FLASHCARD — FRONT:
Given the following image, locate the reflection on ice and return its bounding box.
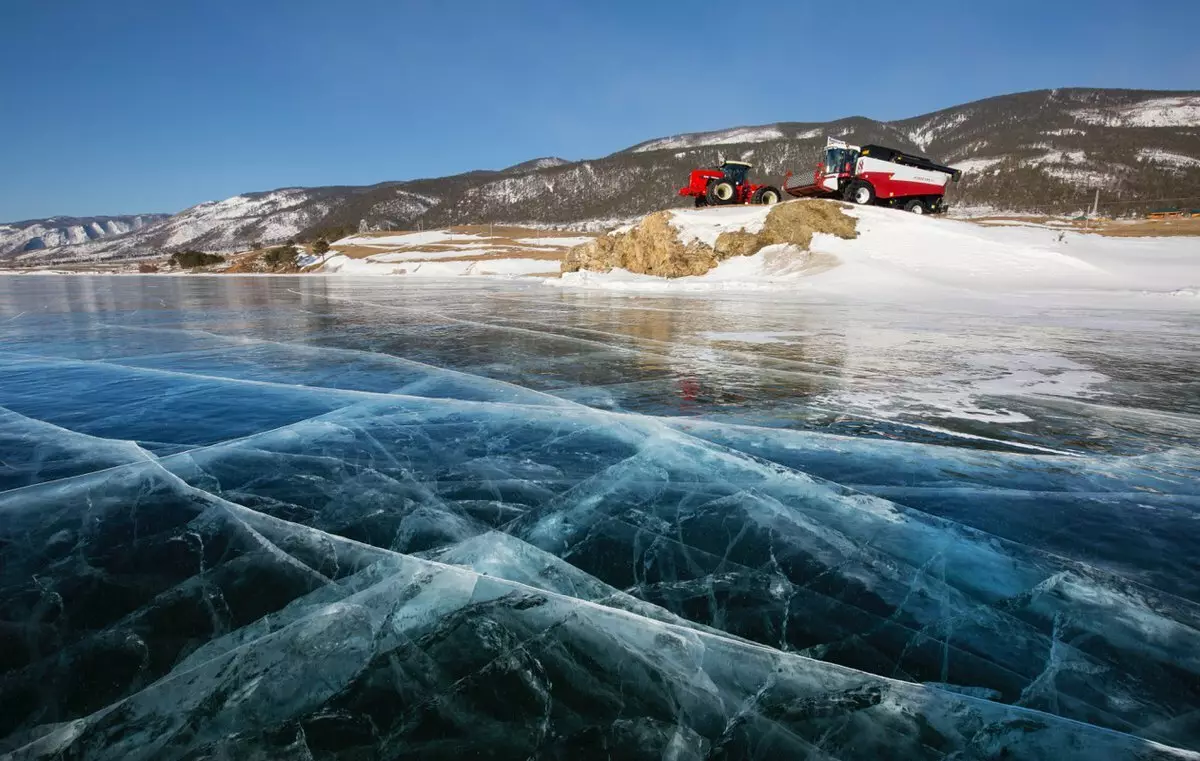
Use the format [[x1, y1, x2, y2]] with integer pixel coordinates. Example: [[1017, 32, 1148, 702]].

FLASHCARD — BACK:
[[1, 275, 1198, 759]]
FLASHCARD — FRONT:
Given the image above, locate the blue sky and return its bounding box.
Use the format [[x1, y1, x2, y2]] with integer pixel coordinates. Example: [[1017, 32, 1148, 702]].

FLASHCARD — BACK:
[[2, 0, 1198, 220]]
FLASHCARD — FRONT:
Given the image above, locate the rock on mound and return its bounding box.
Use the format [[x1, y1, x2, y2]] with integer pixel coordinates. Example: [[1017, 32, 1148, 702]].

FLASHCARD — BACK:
[[562, 200, 858, 278]]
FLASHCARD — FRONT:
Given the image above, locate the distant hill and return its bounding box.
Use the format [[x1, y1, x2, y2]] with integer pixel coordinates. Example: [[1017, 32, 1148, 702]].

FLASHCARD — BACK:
[[0, 214, 169, 260], [6, 88, 1198, 265], [503, 157, 571, 173]]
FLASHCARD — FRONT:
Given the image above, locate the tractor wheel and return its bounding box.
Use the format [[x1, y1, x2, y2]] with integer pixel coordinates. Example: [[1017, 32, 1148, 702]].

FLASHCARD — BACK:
[[694, 196, 709, 208], [706, 180, 737, 205], [752, 186, 782, 205], [846, 181, 875, 206], [904, 198, 927, 215]]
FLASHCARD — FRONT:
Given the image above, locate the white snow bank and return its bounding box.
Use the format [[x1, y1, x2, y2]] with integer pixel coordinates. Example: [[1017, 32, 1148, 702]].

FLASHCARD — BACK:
[[334, 231, 485, 247], [321, 255, 555, 278], [513, 236, 593, 248], [668, 205, 770, 247], [556, 203, 1200, 301], [366, 247, 507, 263], [809, 206, 1198, 296]]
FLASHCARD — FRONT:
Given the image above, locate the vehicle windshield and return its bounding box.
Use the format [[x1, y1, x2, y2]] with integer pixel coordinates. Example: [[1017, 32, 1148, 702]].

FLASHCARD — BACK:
[[825, 147, 858, 174], [722, 163, 749, 184]]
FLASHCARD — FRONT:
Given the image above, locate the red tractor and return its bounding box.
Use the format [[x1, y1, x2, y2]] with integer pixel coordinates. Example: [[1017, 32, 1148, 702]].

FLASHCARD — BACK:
[[678, 160, 782, 208]]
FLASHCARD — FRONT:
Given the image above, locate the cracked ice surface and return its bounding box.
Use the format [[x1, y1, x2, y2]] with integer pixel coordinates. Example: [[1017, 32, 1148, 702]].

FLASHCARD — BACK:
[[1, 275, 1199, 759]]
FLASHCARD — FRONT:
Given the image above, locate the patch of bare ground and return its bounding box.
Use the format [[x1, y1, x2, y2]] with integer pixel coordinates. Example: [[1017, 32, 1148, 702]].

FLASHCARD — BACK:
[[970, 216, 1200, 237], [1091, 218, 1200, 237], [334, 246, 566, 263], [331, 225, 595, 267]]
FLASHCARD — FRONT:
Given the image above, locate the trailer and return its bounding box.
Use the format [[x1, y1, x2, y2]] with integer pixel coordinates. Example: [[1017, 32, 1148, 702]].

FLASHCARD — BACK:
[[785, 138, 962, 214]]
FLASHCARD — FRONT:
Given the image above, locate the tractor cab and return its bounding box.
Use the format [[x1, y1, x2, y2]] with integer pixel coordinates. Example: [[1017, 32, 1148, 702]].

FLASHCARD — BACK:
[[720, 160, 753, 186]]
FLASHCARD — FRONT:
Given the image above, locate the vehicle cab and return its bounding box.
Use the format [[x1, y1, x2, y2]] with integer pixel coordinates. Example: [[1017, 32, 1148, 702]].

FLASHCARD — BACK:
[[819, 140, 860, 192], [720, 160, 752, 186]]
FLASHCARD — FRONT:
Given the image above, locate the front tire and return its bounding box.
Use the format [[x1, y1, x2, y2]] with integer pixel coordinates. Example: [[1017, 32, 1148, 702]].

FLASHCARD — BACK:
[[904, 198, 927, 215], [752, 186, 781, 205], [846, 181, 875, 206], [706, 180, 737, 205]]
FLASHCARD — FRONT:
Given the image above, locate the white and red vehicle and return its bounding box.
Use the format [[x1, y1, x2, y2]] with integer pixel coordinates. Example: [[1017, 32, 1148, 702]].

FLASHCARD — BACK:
[[784, 138, 963, 214]]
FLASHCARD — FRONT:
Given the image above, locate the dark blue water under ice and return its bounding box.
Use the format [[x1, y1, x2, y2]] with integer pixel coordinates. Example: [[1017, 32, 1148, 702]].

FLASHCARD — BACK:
[[1, 275, 1198, 760]]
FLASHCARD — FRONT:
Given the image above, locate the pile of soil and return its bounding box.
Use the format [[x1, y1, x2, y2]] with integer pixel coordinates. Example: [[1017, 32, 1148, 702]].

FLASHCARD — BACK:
[[563, 200, 858, 278], [562, 211, 717, 278]]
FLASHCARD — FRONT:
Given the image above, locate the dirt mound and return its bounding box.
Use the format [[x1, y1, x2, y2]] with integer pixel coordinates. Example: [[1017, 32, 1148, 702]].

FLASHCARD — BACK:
[[563, 200, 857, 278], [563, 211, 720, 278], [761, 199, 858, 248]]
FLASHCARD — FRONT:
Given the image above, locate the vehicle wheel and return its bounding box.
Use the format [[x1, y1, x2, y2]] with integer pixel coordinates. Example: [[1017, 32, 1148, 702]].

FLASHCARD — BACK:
[[752, 186, 781, 205], [694, 196, 709, 208], [847, 181, 875, 205], [904, 198, 926, 215], [706, 180, 737, 205]]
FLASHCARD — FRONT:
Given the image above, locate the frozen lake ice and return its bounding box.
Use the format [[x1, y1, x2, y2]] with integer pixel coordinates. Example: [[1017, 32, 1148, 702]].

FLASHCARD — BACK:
[[1, 275, 1199, 759]]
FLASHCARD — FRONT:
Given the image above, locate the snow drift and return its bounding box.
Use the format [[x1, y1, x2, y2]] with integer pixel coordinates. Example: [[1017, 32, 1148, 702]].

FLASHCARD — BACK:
[[558, 200, 1200, 299]]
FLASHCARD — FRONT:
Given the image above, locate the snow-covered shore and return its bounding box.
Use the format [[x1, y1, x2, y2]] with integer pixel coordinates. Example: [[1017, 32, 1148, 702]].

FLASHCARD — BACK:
[[554, 203, 1200, 302]]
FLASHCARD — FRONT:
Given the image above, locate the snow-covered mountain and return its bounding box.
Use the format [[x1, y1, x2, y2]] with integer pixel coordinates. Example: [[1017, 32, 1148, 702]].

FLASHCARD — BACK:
[[6, 187, 438, 265], [0, 214, 168, 260], [9, 88, 1198, 265], [503, 156, 571, 172], [628, 125, 803, 153]]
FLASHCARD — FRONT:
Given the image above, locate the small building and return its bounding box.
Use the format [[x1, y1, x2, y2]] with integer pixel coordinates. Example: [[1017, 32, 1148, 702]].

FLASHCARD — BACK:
[[1147, 207, 1184, 220]]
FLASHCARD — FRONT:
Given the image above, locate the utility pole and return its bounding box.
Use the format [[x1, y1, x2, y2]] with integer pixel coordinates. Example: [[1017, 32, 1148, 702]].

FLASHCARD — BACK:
[[1091, 188, 1100, 218]]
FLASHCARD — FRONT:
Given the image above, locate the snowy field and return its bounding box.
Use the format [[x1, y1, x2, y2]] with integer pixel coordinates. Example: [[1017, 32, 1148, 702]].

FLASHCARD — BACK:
[[1, 273, 1199, 759]]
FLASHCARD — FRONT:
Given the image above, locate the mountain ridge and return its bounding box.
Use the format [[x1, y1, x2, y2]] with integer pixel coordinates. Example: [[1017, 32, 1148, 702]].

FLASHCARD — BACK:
[[5, 87, 1198, 265]]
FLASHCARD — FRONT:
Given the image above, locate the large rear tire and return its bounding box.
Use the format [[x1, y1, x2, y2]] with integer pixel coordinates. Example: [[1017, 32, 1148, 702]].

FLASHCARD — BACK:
[[706, 180, 737, 206], [846, 181, 875, 206], [694, 196, 709, 208], [904, 198, 927, 215], [752, 186, 781, 205]]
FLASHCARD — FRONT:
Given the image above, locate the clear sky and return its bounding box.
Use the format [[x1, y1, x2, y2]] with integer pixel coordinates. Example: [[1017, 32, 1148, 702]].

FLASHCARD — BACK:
[[3, 0, 1198, 221]]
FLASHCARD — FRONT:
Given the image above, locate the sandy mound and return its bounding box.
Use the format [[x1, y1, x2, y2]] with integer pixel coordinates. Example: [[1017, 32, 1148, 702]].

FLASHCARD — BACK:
[[562, 211, 719, 278], [563, 200, 857, 278], [757, 199, 858, 249]]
